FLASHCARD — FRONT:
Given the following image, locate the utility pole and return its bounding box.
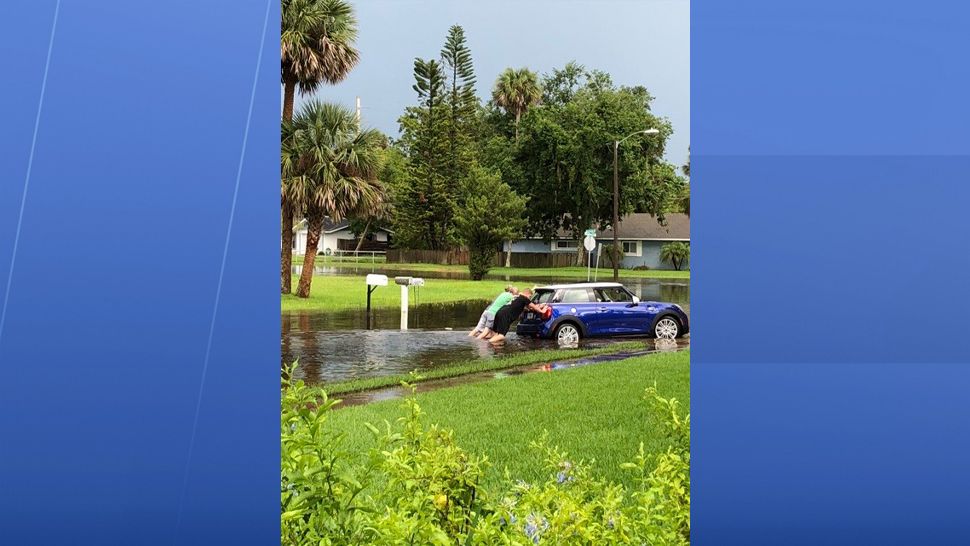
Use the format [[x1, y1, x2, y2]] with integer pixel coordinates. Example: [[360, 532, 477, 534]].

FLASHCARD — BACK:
[[610, 128, 660, 282]]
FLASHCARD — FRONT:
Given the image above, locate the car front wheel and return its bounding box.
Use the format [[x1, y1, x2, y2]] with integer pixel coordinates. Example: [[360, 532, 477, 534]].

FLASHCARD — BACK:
[[653, 316, 680, 339], [554, 323, 581, 345]]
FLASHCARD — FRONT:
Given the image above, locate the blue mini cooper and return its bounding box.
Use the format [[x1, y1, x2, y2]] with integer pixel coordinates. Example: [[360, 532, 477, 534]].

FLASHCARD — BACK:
[[515, 282, 689, 344]]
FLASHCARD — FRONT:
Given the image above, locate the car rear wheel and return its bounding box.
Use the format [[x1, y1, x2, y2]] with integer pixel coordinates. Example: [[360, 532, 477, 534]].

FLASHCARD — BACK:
[[653, 316, 680, 339], [554, 323, 581, 345]]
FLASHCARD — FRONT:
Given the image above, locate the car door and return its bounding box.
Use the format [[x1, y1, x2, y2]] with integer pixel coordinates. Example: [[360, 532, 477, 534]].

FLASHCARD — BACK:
[[594, 287, 642, 334], [556, 288, 606, 335]]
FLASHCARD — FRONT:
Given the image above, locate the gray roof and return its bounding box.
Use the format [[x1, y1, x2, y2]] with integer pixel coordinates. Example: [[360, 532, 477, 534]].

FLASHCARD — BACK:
[[293, 217, 392, 234], [547, 213, 689, 241], [595, 213, 689, 240]]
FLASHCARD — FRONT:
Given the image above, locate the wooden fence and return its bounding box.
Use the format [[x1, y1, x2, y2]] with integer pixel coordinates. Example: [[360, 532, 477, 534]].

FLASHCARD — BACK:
[[336, 238, 389, 252], [386, 249, 577, 268]]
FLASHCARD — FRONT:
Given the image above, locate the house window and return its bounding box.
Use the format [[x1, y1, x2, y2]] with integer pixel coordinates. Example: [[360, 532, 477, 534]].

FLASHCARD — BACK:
[[621, 241, 641, 256], [552, 240, 579, 252]]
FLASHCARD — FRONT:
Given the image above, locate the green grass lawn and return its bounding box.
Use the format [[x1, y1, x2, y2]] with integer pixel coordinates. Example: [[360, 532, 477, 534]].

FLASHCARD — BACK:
[[322, 341, 645, 395], [301, 259, 689, 280], [282, 269, 688, 312], [328, 350, 689, 492], [281, 275, 510, 312]]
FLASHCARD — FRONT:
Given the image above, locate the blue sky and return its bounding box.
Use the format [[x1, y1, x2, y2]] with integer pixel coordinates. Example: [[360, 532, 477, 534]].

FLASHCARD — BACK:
[[295, 0, 689, 165]]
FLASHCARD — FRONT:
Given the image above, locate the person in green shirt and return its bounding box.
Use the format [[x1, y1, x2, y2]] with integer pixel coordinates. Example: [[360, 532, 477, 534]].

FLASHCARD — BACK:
[[470, 286, 518, 338]]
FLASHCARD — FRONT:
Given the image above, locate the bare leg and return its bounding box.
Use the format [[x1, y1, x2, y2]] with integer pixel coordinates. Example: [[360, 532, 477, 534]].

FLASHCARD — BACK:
[[476, 328, 492, 340], [468, 329, 479, 337], [489, 333, 506, 344]]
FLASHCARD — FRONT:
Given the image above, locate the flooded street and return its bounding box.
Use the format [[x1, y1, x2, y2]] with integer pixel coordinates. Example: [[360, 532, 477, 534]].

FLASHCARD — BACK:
[[283, 268, 689, 385]]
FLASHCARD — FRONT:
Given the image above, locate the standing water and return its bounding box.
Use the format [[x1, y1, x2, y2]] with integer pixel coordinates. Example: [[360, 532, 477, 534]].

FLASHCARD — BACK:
[[283, 268, 689, 385]]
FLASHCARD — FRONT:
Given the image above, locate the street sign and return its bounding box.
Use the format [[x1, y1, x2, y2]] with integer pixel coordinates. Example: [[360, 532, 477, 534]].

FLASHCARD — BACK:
[[583, 236, 596, 252], [584, 229, 597, 238]]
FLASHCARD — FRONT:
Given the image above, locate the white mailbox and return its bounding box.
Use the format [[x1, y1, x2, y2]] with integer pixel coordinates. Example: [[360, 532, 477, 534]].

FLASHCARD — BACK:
[[409, 277, 425, 287], [366, 274, 388, 286]]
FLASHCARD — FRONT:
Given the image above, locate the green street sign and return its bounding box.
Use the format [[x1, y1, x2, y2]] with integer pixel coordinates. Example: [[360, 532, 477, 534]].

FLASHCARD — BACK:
[[584, 229, 597, 237]]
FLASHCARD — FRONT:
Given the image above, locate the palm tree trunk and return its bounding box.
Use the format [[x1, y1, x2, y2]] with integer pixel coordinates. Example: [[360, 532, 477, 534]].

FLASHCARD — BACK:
[[354, 219, 371, 252], [296, 208, 324, 298], [514, 110, 521, 142], [282, 78, 297, 122], [281, 77, 297, 294], [504, 240, 512, 267], [281, 200, 294, 294]]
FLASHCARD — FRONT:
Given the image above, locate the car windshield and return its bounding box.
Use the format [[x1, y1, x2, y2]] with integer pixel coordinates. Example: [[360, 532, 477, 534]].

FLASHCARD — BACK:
[[595, 287, 633, 303]]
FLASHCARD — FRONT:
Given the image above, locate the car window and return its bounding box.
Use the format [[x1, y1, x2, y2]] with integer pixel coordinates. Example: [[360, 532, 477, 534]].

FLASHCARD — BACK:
[[559, 288, 591, 303], [596, 287, 633, 303], [533, 290, 555, 304]]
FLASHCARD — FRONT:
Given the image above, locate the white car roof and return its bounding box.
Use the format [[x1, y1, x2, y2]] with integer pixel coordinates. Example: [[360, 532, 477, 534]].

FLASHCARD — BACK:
[[535, 282, 625, 290]]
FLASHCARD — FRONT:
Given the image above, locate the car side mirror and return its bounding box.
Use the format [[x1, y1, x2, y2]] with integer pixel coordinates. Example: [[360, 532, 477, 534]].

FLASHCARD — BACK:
[[627, 296, 640, 307]]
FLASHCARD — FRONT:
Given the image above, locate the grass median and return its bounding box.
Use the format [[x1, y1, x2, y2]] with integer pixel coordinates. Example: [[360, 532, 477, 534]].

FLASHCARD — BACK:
[[320, 341, 646, 395], [281, 275, 510, 312], [328, 349, 689, 492]]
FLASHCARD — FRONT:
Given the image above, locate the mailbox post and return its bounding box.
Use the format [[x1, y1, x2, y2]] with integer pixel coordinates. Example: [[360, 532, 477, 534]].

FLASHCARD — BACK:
[[393, 276, 424, 330], [364, 274, 388, 329]]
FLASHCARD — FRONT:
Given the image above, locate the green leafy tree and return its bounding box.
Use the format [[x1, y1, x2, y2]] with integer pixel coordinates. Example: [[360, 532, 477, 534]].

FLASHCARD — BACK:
[[515, 63, 685, 265], [492, 67, 541, 142], [660, 241, 690, 271], [282, 101, 385, 297], [280, 0, 359, 294], [455, 166, 527, 280]]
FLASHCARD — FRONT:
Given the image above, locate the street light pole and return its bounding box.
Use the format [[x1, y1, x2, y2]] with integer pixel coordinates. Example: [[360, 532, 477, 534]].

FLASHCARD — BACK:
[[611, 128, 660, 282], [612, 140, 620, 281]]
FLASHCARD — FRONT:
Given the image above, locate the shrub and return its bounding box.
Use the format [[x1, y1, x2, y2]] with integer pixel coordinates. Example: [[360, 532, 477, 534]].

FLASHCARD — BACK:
[[455, 165, 527, 280], [280, 370, 691, 545], [660, 242, 690, 271]]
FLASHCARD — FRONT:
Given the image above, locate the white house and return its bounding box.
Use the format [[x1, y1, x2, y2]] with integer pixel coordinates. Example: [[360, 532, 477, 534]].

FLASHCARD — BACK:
[[291, 217, 392, 255], [502, 213, 689, 269]]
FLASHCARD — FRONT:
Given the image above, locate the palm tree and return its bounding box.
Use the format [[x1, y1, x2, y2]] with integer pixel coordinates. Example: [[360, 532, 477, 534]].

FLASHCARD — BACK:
[[283, 101, 385, 298], [492, 67, 541, 142], [681, 147, 690, 217], [281, 0, 359, 294], [492, 67, 541, 267]]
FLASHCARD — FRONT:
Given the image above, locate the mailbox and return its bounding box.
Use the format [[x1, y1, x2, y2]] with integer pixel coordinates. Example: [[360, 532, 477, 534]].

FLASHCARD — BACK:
[[394, 276, 412, 286], [366, 274, 388, 286], [409, 277, 425, 287]]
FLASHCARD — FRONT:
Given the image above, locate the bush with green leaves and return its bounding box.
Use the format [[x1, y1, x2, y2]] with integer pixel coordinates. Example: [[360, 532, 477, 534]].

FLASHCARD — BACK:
[[281, 369, 690, 545], [660, 241, 690, 271], [455, 165, 527, 280]]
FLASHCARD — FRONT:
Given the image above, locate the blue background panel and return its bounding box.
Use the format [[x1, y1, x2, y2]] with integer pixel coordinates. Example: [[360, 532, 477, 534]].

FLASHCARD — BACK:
[[0, 1, 278, 544], [694, 0, 970, 543]]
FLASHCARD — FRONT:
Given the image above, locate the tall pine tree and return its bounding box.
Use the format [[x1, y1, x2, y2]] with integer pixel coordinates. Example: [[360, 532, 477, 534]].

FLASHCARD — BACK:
[[440, 25, 478, 198], [393, 58, 451, 249], [391, 27, 481, 250]]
